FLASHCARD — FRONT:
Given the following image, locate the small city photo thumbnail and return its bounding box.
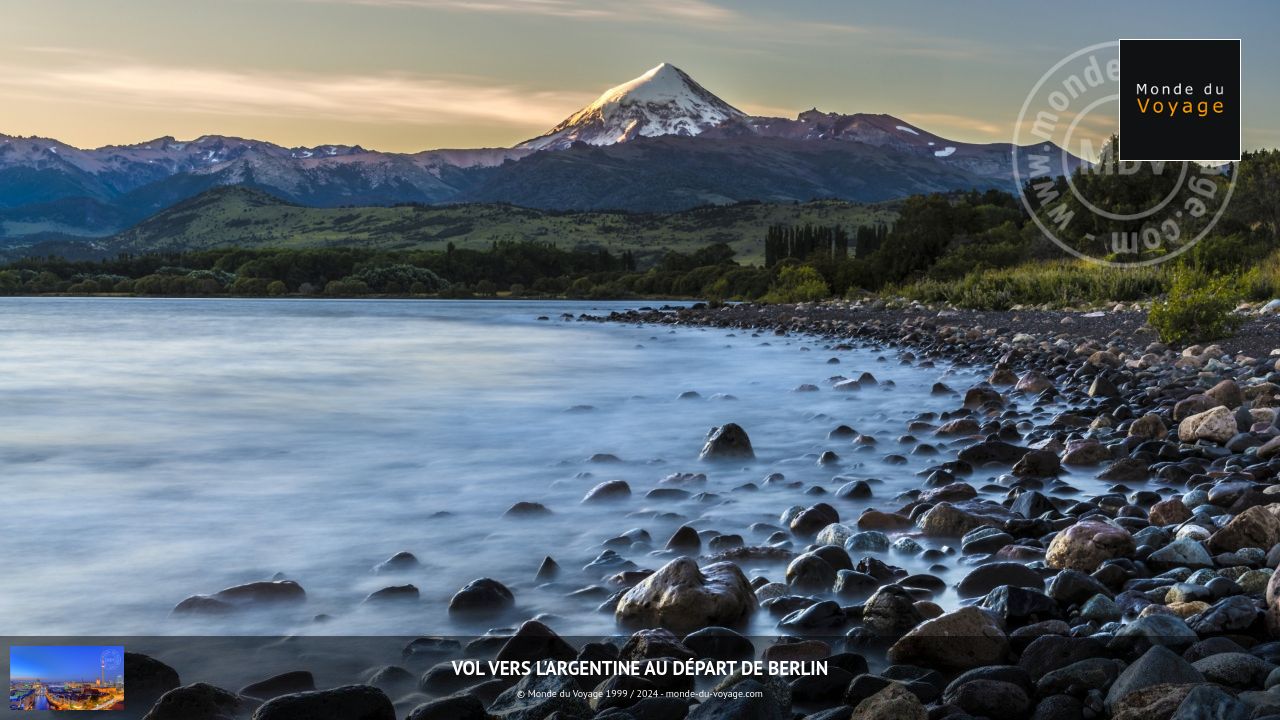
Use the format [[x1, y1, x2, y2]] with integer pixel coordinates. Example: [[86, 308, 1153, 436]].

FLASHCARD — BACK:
[[9, 646, 124, 711]]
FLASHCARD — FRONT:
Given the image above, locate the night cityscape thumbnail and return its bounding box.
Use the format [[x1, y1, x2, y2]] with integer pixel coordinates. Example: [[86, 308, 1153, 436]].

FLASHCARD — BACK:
[[9, 646, 124, 711]]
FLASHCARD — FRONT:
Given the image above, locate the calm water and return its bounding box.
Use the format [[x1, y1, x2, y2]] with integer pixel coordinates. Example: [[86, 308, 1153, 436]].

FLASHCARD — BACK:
[[0, 298, 997, 638]]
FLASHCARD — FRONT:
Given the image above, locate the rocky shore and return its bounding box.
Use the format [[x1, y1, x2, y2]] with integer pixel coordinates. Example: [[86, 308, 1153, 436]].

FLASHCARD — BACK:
[[127, 299, 1280, 720]]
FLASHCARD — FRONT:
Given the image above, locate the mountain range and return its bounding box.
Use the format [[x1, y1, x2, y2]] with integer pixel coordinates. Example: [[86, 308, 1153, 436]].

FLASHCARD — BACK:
[[0, 62, 1079, 251]]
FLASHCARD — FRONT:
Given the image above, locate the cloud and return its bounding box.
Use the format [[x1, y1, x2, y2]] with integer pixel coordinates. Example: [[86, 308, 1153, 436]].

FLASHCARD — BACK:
[[0, 62, 592, 129], [900, 112, 1007, 137], [298, 0, 736, 22]]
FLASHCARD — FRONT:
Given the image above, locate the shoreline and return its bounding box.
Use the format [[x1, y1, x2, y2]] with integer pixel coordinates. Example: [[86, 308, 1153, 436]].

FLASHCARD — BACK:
[[31, 298, 1280, 719]]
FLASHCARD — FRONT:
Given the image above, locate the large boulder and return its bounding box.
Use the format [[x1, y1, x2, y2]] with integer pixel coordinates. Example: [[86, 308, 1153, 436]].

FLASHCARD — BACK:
[[886, 606, 1010, 671], [700, 424, 754, 460], [251, 685, 394, 720], [174, 580, 306, 614], [615, 557, 755, 633], [1104, 646, 1204, 712], [447, 578, 514, 616], [1206, 505, 1280, 553], [1177, 406, 1237, 444], [1045, 521, 1135, 572], [124, 653, 181, 712], [142, 683, 245, 720]]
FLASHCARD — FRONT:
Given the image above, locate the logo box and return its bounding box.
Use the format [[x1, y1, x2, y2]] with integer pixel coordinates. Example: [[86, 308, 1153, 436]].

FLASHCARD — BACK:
[[1119, 39, 1241, 161]]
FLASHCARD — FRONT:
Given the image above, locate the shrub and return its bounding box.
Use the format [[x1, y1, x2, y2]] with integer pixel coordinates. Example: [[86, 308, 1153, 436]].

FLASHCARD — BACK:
[[763, 265, 831, 304], [352, 264, 447, 293], [1147, 266, 1243, 345], [323, 278, 370, 296], [267, 280, 288, 296]]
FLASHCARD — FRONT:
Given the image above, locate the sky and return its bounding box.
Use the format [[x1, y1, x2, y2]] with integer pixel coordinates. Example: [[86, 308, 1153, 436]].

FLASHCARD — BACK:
[[1, 0, 1277, 153], [9, 646, 120, 682]]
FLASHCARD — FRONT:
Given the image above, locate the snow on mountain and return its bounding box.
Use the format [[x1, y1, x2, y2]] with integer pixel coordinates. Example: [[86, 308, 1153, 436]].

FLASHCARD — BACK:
[[517, 63, 746, 151]]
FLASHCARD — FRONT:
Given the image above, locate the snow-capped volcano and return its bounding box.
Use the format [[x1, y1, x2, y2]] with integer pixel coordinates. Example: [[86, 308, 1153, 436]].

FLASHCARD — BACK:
[[517, 63, 745, 151]]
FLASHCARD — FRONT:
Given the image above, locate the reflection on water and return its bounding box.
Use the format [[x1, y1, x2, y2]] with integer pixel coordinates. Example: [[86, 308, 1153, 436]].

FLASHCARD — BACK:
[[0, 298, 1006, 637]]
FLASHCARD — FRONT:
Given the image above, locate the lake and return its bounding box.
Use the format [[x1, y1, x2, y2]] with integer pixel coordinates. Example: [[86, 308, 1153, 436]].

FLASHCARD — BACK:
[[0, 297, 986, 638]]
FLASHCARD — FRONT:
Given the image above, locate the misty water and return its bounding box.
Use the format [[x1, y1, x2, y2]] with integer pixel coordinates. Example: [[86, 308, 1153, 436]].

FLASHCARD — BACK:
[[0, 298, 1017, 639]]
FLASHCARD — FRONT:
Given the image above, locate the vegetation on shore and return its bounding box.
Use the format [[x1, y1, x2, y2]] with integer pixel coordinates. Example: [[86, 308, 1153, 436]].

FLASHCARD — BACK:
[[1, 144, 1277, 344]]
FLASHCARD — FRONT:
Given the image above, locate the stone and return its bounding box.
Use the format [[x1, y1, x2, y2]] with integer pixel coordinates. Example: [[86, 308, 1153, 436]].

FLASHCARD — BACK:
[[700, 424, 754, 460], [1177, 406, 1237, 444], [693, 676, 789, 720], [1150, 498, 1192, 525], [815, 523, 855, 548], [124, 653, 181, 712], [1147, 538, 1214, 570], [373, 551, 419, 573], [1046, 569, 1112, 606], [943, 679, 1029, 720], [1113, 613, 1199, 650], [1016, 372, 1054, 394], [1079, 594, 1122, 623], [1190, 596, 1261, 635], [1206, 379, 1244, 409], [615, 557, 755, 633], [1010, 489, 1055, 518], [956, 562, 1044, 598], [886, 606, 1010, 671], [251, 685, 394, 720], [979, 585, 1059, 626], [583, 480, 631, 503], [1035, 658, 1122, 697], [1020, 636, 1108, 680], [1129, 413, 1169, 440], [1061, 439, 1111, 465], [406, 695, 487, 720], [834, 570, 879, 600], [1110, 683, 1196, 720], [683, 626, 754, 661], [957, 439, 1025, 464], [963, 385, 1005, 409], [1169, 684, 1250, 720], [856, 510, 913, 531], [497, 620, 578, 664], [666, 525, 701, 552], [1046, 521, 1135, 572], [1207, 505, 1280, 553], [850, 682, 926, 720], [1013, 450, 1062, 477], [862, 585, 925, 637], [175, 580, 306, 614], [1192, 652, 1273, 688], [785, 553, 837, 592], [1104, 646, 1204, 710], [845, 531, 891, 552], [143, 683, 245, 720], [488, 674, 589, 720], [448, 578, 514, 616], [240, 671, 315, 700], [917, 502, 988, 537], [791, 504, 840, 536]]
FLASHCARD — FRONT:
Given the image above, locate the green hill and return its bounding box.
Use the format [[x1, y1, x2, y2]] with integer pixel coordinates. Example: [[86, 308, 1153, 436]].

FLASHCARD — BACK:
[[105, 186, 895, 265]]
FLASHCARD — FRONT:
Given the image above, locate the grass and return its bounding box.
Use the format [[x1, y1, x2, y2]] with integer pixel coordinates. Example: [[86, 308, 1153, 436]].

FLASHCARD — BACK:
[[895, 260, 1168, 310]]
